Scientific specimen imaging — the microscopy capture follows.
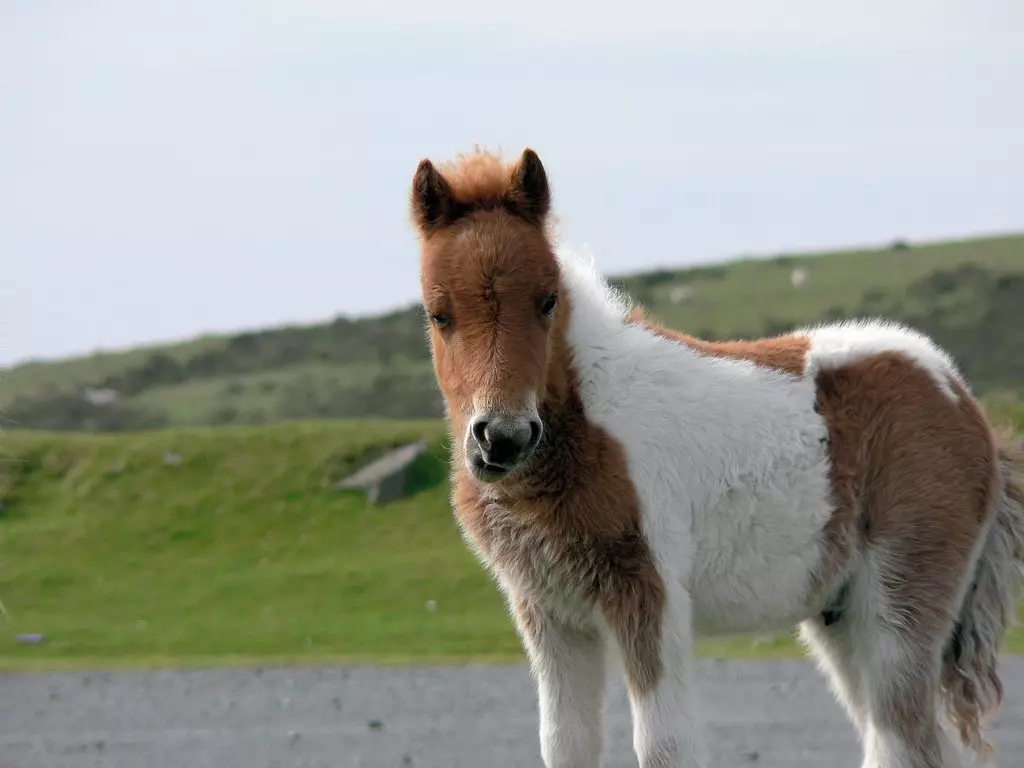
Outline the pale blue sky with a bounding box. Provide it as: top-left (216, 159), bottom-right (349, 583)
top-left (2, 0), bottom-right (1022, 365)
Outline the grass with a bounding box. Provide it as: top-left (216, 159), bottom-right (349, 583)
top-left (2, 417), bottom-right (1023, 672)
top-left (129, 358), bottom-right (433, 427)
top-left (128, 362), bottom-right (361, 424)
top-left (0, 421), bottom-right (527, 668)
top-left (986, 394), bottom-right (1024, 434)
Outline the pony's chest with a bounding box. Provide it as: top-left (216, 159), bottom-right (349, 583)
top-left (470, 506), bottom-right (604, 620)
top-left (496, 521), bottom-right (589, 599)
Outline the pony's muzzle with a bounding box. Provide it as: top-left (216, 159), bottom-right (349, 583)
top-left (467, 412), bottom-right (542, 481)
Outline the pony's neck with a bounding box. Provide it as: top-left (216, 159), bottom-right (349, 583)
top-left (537, 249), bottom-right (626, 423)
top-left (555, 247), bottom-right (634, 339)
top-left (547, 247), bottom-right (642, 397)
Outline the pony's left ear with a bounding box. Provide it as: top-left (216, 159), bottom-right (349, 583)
top-left (506, 148), bottom-right (550, 225)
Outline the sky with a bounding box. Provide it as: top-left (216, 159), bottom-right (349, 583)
top-left (1, 0), bottom-right (1022, 366)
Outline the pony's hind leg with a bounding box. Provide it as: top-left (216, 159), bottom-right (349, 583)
top-left (803, 554), bottom-right (967, 768)
top-left (799, 578), bottom-right (870, 737)
top-left (855, 617), bottom-right (957, 768)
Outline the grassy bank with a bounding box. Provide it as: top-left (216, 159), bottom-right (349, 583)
top-left (0, 421), bottom-right (520, 668)
top-left (1, 418), bottom-right (1022, 671)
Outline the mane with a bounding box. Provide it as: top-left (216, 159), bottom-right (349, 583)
top-left (555, 247), bottom-right (636, 328)
top-left (438, 147), bottom-right (519, 208)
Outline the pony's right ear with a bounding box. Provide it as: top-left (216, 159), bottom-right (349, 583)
top-left (411, 159), bottom-right (455, 234)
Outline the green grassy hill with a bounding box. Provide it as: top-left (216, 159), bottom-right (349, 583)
top-left (2, 233), bottom-right (1023, 431)
top-left (2, 413), bottom-right (1023, 669)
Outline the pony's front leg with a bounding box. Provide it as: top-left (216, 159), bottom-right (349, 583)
top-left (608, 582), bottom-right (707, 768)
top-left (512, 596), bottom-right (607, 768)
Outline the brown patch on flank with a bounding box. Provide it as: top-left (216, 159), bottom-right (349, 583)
top-left (813, 351), bottom-right (1000, 753)
top-left (628, 305), bottom-right (809, 377)
top-left (814, 352), bottom-right (997, 587)
top-left (412, 148), bottom-right (667, 699)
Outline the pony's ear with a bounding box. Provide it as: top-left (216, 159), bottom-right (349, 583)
top-left (411, 159), bottom-right (456, 234)
top-left (506, 148), bottom-right (550, 225)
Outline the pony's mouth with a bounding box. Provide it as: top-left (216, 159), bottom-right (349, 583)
top-left (469, 455), bottom-right (513, 482)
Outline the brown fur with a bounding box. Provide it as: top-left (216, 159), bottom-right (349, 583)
top-left (411, 147), bottom-right (552, 234)
top-left (814, 354), bottom-right (996, 590)
top-left (628, 306), bottom-right (809, 376)
top-left (437, 150), bottom-right (517, 205)
top-left (813, 352), bottom-right (1001, 761)
top-left (413, 149), bottom-right (666, 698)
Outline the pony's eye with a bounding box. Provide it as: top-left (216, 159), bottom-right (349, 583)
top-left (540, 293), bottom-right (558, 317)
top-left (430, 313), bottom-right (450, 329)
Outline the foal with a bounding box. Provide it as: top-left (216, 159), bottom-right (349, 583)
top-left (409, 147), bottom-right (1024, 768)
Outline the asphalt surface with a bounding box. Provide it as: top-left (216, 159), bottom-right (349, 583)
top-left (2, 658), bottom-right (1022, 768)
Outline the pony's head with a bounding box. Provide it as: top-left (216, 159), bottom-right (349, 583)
top-left (410, 147), bottom-right (566, 483)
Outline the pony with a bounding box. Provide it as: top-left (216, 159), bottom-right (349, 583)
top-left (408, 146), bottom-right (1024, 768)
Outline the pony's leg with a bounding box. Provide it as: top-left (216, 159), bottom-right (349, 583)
top-left (858, 633), bottom-right (961, 768)
top-left (800, 614), bottom-right (869, 737)
top-left (512, 597), bottom-right (607, 768)
top-left (799, 575), bottom-right (870, 736)
top-left (842, 554), bottom-right (965, 768)
top-left (613, 584), bottom-right (707, 768)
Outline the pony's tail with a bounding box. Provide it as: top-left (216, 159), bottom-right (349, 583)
top-left (940, 427), bottom-right (1024, 753)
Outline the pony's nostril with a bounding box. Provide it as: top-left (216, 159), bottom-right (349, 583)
top-left (472, 419), bottom-right (490, 448)
top-left (529, 420), bottom-right (542, 444)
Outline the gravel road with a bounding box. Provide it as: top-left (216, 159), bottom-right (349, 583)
top-left (2, 658), bottom-right (1022, 768)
